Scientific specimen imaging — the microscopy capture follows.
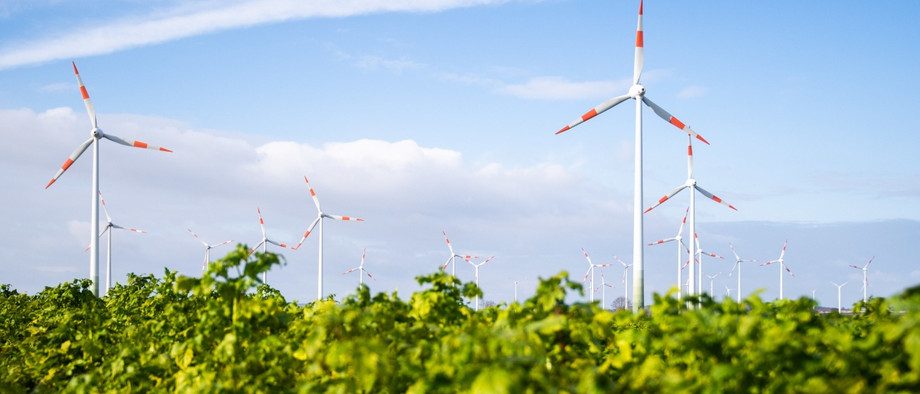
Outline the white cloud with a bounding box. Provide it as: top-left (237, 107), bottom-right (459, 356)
top-left (495, 76), bottom-right (630, 100)
top-left (0, 0), bottom-right (509, 70)
top-left (677, 85), bottom-right (707, 99)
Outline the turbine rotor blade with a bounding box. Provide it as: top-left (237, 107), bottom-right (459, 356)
top-left (641, 96), bottom-right (709, 144)
top-left (72, 62), bottom-right (97, 129)
top-left (694, 185), bottom-right (738, 211)
top-left (556, 94), bottom-right (631, 135)
top-left (303, 176), bottom-right (322, 212)
top-left (326, 214), bottom-right (364, 222)
top-left (46, 137), bottom-right (94, 189)
top-left (644, 184), bottom-right (689, 213)
top-left (633, 0), bottom-right (644, 84)
top-left (293, 216), bottom-right (322, 250)
top-left (102, 134), bottom-right (172, 152)
top-left (248, 240), bottom-right (266, 256)
top-left (98, 191), bottom-right (113, 222)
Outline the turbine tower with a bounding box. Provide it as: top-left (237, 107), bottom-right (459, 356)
top-left (555, 0), bottom-right (709, 311)
top-left (849, 257), bottom-right (875, 304)
top-left (728, 242), bottom-right (758, 302)
top-left (648, 207), bottom-right (689, 300)
top-left (342, 248), bottom-right (375, 286)
top-left (249, 208), bottom-right (291, 284)
top-left (46, 62), bottom-right (171, 296)
top-left (831, 281), bottom-right (848, 313)
top-left (188, 229), bottom-right (232, 273)
top-left (580, 248), bottom-right (614, 303)
top-left (614, 255), bottom-right (633, 309)
top-left (85, 191), bottom-right (146, 294)
top-left (762, 240), bottom-right (795, 300)
top-left (466, 256), bottom-right (494, 311)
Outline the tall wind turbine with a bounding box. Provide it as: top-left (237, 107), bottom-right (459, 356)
top-left (831, 281), bottom-right (848, 313)
top-left (645, 134), bottom-right (736, 298)
top-left (440, 231), bottom-right (478, 276)
top-left (648, 206), bottom-right (689, 300)
top-left (614, 255), bottom-right (632, 309)
top-left (849, 257), bottom-right (875, 303)
top-left (249, 208), bottom-right (291, 283)
top-left (188, 229), bottom-right (232, 273)
top-left (761, 240), bottom-right (795, 300)
top-left (84, 191), bottom-right (146, 294)
top-left (728, 242), bottom-right (758, 302)
top-left (581, 248), bottom-right (615, 303)
top-left (46, 62), bottom-right (171, 296)
top-left (342, 248), bottom-right (375, 286)
top-left (555, 0), bottom-right (709, 312)
top-left (292, 176), bottom-right (364, 301)
top-left (466, 256), bottom-right (494, 311)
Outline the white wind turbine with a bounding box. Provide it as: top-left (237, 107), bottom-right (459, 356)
top-left (581, 248), bottom-right (615, 303)
top-left (728, 242), bottom-right (758, 302)
top-left (831, 281), bottom-right (848, 313)
top-left (693, 234), bottom-right (725, 296)
top-left (292, 176), bottom-right (364, 301)
top-left (595, 270), bottom-right (615, 310)
top-left (513, 280), bottom-right (520, 303)
top-left (648, 206), bottom-right (689, 300)
top-left (645, 134), bottom-right (736, 298)
top-left (555, 0), bottom-right (709, 312)
top-left (440, 231), bottom-right (478, 277)
top-left (249, 208), bottom-right (291, 284)
top-left (342, 248), bottom-right (375, 286)
top-left (84, 191), bottom-right (146, 294)
top-left (849, 257), bottom-right (875, 304)
top-left (613, 255), bottom-right (633, 309)
top-left (761, 240), bottom-right (795, 300)
top-left (46, 62), bottom-right (171, 297)
top-left (705, 272), bottom-right (722, 296)
top-left (724, 284), bottom-right (731, 300)
top-left (188, 229), bottom-right (233, 273)
top-left (465, 256), bottom-right (494, 311)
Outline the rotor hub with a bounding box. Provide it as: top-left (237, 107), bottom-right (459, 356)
top-left (92, 128), bottom-right (104, 138)
top-left (629, 84), bottom-right (645, 97)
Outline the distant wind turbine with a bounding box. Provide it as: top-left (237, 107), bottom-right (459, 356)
top-left (648, 206), bottom-right (689, 300)
top-left (849, 257), bottom-right (875, 304)
top-left (46, 62), bottom-right (171, 296)
top-left (761, 240), bottom-right (795, 300)
top-left (555, 0), bottom-right (710, 312)
top-left (614, 255), bottom-right (632, 309)
top-left (249, 208), bottom-right (291, 284)
top-left (84, 191), bottom-right (146, 294)
top-left (188, 229), bottom-right (232, 273)
top-left (292, 176), bottom-right (364, 301)
top-left (581, 248), bottom-right (615, 303)
top-left (440, 231), bottom-right (477, 277)
top-left (705, 272), bottom-right (722, 296)
top-left (693, 233), bottom-right (725, 296)
top-left (466, 256), bottom-right (494, 311)
top-left (831, 281), bottom-right (848, 313)
top-left (728, 242), bottom-right (758, 302)
top-left (342, 248), bottom-right (375, 286)
top-left (596, 270), bottom-right (615, 310)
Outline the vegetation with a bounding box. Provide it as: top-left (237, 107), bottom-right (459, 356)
top-left (2, 245), bottom-right (919, 392)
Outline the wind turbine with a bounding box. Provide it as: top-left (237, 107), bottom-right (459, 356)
top-left (704, 272), bottom-right (722, 296)
top-left (693, 233), bottom-right (725, 298)
top-left (46, 62), bottom-right (171, 296)
top-left (728, 242), bottom-right (758, 302)
top-left (831, 281), bottom-right (848, 313)
top-left (645, 134), bottom-right (737, 298)
top-left (84, 191), bottom-right (146, 294)
top-left (724, 284), bottom-right (731, 300)
top-left (613, 255), bottom-right (632, 309)
top-left (849, 257), bottom-right (875, 304)
top-left (248, 208), bottom-right (291, 283)
top-left (513, 280), bottom-right (519, 303)
top-left (188, 229), bottom-right (233, 273)
top-left (555, 0), bottom-right (709, 312)
top-left (648, 206), bottom-right (689, 300)
top-left (292, 176), bottom-right (364, 301)
top-left (581, 248), bottom-right (615, 303)
top-left (342, 248), bottom-right (375, 286)
top-left (440, 231), bottom-right (478, 277)
top-left (595, 270), bottom-right (615, 310)
top-left (761, 240), bottom-right (795, 300)
top-left (465, 256), bottom-right (494, 311)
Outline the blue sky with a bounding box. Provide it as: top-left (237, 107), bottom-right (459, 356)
top-left (1, 0), bottom-right (918, 308)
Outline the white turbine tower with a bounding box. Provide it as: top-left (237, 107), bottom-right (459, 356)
top-left (849, 257), bottom-right (875, 304)
top-left (648, 207), bottom-right (689, 300)
top-left (440, 231), bottom-right (478, 276)
top-left (513, 280), bottom-right (520, 303)
top-left (831, 281), bottom-right (848, 313)
top-left (596, 270), bottom-right (614, 310)
top-left (249, 208), bottom-right (291, 284)
top-left (46, 62), bottom-right (171, 296)
top-left (728, 242), bottom-right (758, 302)
top-left (465, 256), bottom-right (494, 311)
top-left (555, 0), bottom-right (709, 312)
top-left (580, 248), bottom-right (615, 303)
top-left (292, 176), bottom-right (364, 301)
top-left (705, 272), bottom-right (722, 296)
top-left (761, 240), bottom-right (795, 300)
top-left (188, 229), bottom-right (232, 273)
top-left (84, 191), bottom-right (146, 294)
top-left (645, 134), bottom-right (737, 298)
top-left (614, 255), bottom-right (633, 309)
top-left (342, 248), bottom-right (375, 286)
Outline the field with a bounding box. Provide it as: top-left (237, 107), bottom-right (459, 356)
top-left (2, 245), bottom-right (919, 392)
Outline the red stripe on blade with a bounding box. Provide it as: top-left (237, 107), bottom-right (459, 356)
top-left (80, 87), bottom-right (90, 100)
top-left (555, 125), bottom-right (570, 135)
top-left (636, 31), bottom-right (644, 48)
top-left (669, 117), bottom-right (686, 129)
top-left (581, 109), bottom-right (598, 121)
top-left (133, 141), bottom-right (148, 149)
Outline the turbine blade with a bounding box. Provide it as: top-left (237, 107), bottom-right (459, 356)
top-left (648, 237), bottom-right (677, 246)
top-left (641, 96), bottom-right (709, 144)
top-left (582, 266), bottom-right (592, 284)
top-left (303, 176), bottom-right (322, 212)
top-left (72, 62), bottom-right (97, 129)
top-left (644, 184), bottom-right (689, 213)
top-left (248, 240), bottom-right (266, 256)
top-left (293, 216), bottom-right (321, 250)
top-left (326, 213), bottom-right (365, 222)
top-left (257, 208), bottom-right (267, 238)
top-left (443, 231), bottom-right (456, 257)
top-left (556, 94), bottom-right (631, 134)
top-left (366, 271), bottom-right (376, 282)
top-left (102, 133), bottom-right (172, 152)
top-left (98, 190), bottom-right (113, 222)
top-left (581, 247), bottom-right (593, 266)
top-left (865, 256), bottom-right (875, 269)
top-left (188, 229), bottom-right (209, 247)
top-left (779, 240), bottom-right (787, 260)
top-left (342, 267), bottom-right (360, 275)
top-left (45, 137), bottom-right (94, 189)
top-left (214, 240), bottom-right (233, 247)
top-left (728, 261), bottom-right (740, 278)
top-left (676, 206), bottom-right (689, 236)
top-left (633, 0), bottom-right (644, 85)
top-left (694, 185), bottom-right (737, 211)
top-left (266, 239), bottom-right (289, 249)
top-left (730, 242), bottom-right (741, 262)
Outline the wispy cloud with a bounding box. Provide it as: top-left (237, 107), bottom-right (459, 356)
top-left (0, 0), bottom-right (508, 70)
top-left (494, 76), bottom-right (631, 100)
top-left (677, 85), bottom-right (707, 99)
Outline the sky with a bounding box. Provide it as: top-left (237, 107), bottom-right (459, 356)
top-left (1, 0), bottom-right (918, 309)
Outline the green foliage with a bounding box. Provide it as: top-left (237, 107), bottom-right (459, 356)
top-left (1, 249), bottom-right (919, 392)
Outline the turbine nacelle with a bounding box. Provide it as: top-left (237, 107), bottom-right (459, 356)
top-left (92, 128), bottom-right (104, 138)
top-left (629, 84), bottom-right (646, 97)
